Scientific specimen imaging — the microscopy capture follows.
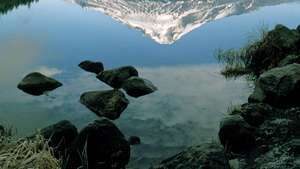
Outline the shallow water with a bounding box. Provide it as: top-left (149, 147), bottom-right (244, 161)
top-left (0, 0), bottom-right (300, 168)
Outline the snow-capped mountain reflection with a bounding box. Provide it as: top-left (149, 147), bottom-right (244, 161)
top-left (69, 0), bottom-right (296, 44)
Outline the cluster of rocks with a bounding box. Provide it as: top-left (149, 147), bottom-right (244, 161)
top-left (18, 60), bottom-right (157, 169)
top-left (150, 25), bottom-right (300, 169)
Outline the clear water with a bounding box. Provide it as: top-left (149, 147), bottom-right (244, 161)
top-left (0, 0), bottom-right (300, 168)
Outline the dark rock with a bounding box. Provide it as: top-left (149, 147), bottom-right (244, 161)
top-left (17, 72), bottom-right (62, 96)
top-left (80, 90), bottom-right (129, 120)
top-left (278, 55), bottom-right (300, 67)
top-left (249, 64), bottom-right (300, 108)
top-left (128, 136), bottom-right (141, 145)
top-left (297, 25), bottom-right (300, 33)
top-left (150, 143), bottom-right (230, 169)
top-left (40, 120), bottom-right (78, 158)
top-left (288, 139), bottom-right (300, 156)
top-left (219, 115), bottom-right (256, 154)
top-left (97, 66), bottom-right (138, 89)
top-left (78, 60), bottom-right (104, 74)
top-left (0, 125), bottom-right (4, 136)
top-left (65, 119), bottom-right (130, 169)
top-left (240, 103), bottom-right (273, 127)
top-left (122, 77), bottom-right (157, 98)
top-left (245, 24), bottom-right (300, 76)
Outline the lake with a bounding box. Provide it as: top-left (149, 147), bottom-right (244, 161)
top-left (0, 0), bottom-right (300, 168)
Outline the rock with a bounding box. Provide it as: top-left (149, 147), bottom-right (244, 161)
top-left (245, 24), bottom-right (300, 76)
top-left (65, 119), bottom-right (130, 169)
top-left (97, 66), bottom-right (138, 88)
top-left (122, 77), bottom-right (157, 98)
top-left (40, 120), bottom-right (78, 157)
top-left (150, 143), bottom-right (230, 169)
top-left (240, 103), bottom-right (273, 127)
top-left (80, 90), bottom-right (129, 120)
top-left (0, 125), bottom-right (4, 136)
top-left (218, 115), bottom-right (256, 154)
top-left (78, 60), bottom-right (104, 74)
top-left (128, 136), bottom-right (141, 145)
top-left (249, 64), bottom-right (300, 108)
top-left (278, 55), bottom-right (300, 67)
top-left (17, 72), bottom-right (62, 96)
top-left (297, 25), bottom-right (300, 33)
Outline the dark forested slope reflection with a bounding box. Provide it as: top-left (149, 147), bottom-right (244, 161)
top-left (68, 0), bottom-right (298, 44)
top-left (0, 0), bottom-right (38, 15)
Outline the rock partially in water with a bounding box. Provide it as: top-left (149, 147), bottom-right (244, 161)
top-left (278, 55), bottom-right (300, 67)
top-left (40, 120), bottom-right (78, 158)
top-left (78, 60), bottom-right (104, 74)
top-left (150, 142), bottom-right (230, 169)
top-left (80, 90), bottom-right (129, 120)
top-left (97, 66), bottom-right (138, 89)
top-left (219, 115), bottom-right (256, 154)
top-left (249, 64), bottom-right (300, 108)
top-left (66, 119), bottom-right (130, 169)
top-left (17, 72), bottom-right (62, 96)
top-left (122, 77), bottom-right (157, 98)
top-left (128, 136), bottom-right (141, 145)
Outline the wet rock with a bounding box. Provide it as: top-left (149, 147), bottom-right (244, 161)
top-left (78, 60), bottom-right (104, 74)
top-left (40, 120), bottom-right (78, 157)
top-left (80, 90), bottom-right (129, 120)
top-left (17, 72), bottom-right (62, 96)
top-left (219, 115), bottom-right (256, 154)
top-left (249, 64), bottom-right (300, 108)
top-left (128, 136), bottom-right (141, 145)
top-left (65, 119), bottom-right (130, 169)
top-left (97, 66), bottom-right (138, 88)
top-left (150, 142), bottom-right (230, 169)
top-left (122, 77), bottom-right (157, 98)
top-left (278, 55), bottom-right (300, 67)
top-left (240, 103), bottom-right (273, 127)
top-left (0, 125), bottom-right (4, 136)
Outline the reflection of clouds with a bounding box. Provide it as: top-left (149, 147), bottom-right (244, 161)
top-left (35, 66), bottom-right (63, 77)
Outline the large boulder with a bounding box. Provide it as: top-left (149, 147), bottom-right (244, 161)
top-left (78, 60), bottom-right (104, 74)
top-left (80, 90), bottom-right (129, 120)
top-left (97, 66), bottom-right (138, 88)
top-left (122, 77), bottom-right (157, 98)
top-left (249, 64), bottom-right (300, 108)
top-left (17, 72), bottom-right (62, 96)
top-left (65, 119), bottom-right (130, 169)
top-left (218, 115), bottom-right (256, 154)
top-left (150, 143), bottom-right (230, 169)
top-left (239, 103), bottom-right (273, 127)
top-left (40, 120), bottom-right (78, 158)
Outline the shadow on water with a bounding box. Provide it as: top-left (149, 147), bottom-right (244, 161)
top-left (0, 0), bottom-right (39, 15)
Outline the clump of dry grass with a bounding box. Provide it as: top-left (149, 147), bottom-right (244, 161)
top-left (0, 129), bottom-right (60, 169)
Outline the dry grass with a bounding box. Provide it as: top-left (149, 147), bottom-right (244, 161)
top-left (0, 130), bottom-right (60, 169)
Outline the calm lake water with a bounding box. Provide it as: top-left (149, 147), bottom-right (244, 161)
top-left (1, 0), bottom-right (300, 168)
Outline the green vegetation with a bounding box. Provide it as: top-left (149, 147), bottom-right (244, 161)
top-left (0, 0), bottom-right (38, 15)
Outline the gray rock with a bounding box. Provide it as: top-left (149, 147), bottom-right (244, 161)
top-left (97, 66), bottom-right (138, 89)
top-left (249, 64), bottom-right (300, 108)
top-left (278, 55), bottom-right (300, 67)
top-left (78, 60), bottom-right (104, 74)
top-left (80, 90), bottom-right (129, 120)
top-left (218, 115), bottom-right (256, 154)
top-left (122, 77), bottom-right (157, 98)
top-left (17, 72), bottom-right (62, 96)
top-left (150, 142), bottom-right (230, 169)
top-left (66, 119), bottom-right (130, 169)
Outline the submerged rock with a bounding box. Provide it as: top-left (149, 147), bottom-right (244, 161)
top-left (219, 115), bottom-right (255, 154)
top-left (97, 66), bottom-right (138, 88)
top-left (17, 72), bottom-right (62, 96)
top-left (150, 143), bottom-right (230, 169)
top-left (78, 60), bottom-right (104, 74)
top-left (80, 90), bottom-right (129, 120)
top-left (249, 64), bottom-right (300, 108)
top-left (122, 77), bottom-right (157, 98)
top-left (40, 120), bottom-right (78, 157)
top-left (66, 119), bottom-right (130, 169)
top-left (128, 136), bottom-right (141, 145)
